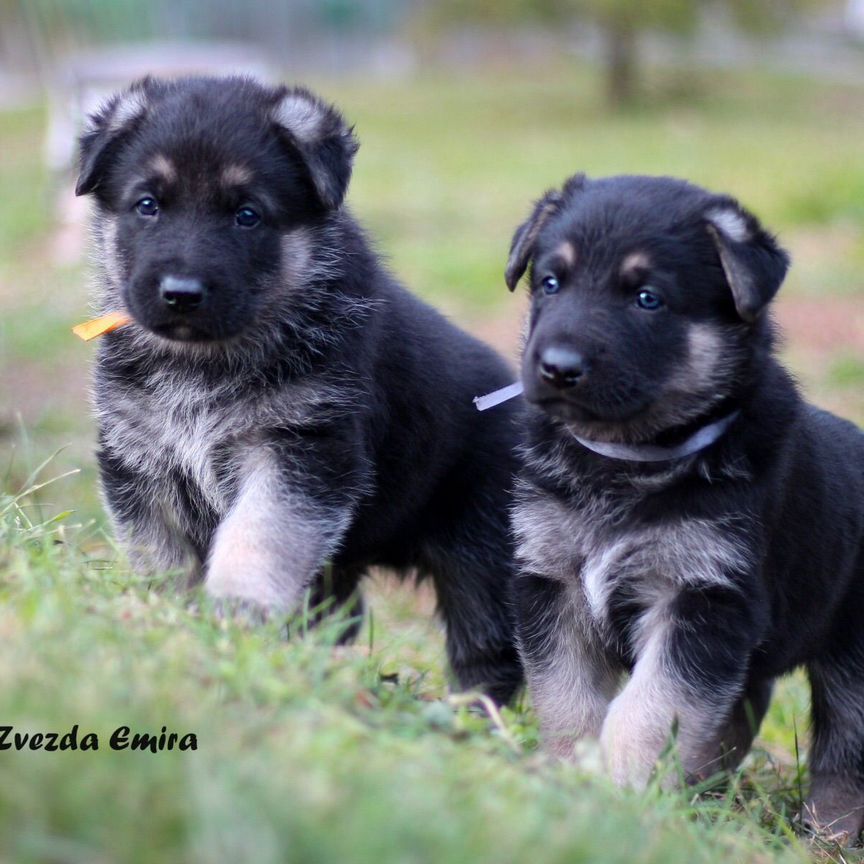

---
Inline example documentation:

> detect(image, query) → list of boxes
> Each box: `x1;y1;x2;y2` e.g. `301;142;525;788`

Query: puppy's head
506;174;789;442
76;76;358;345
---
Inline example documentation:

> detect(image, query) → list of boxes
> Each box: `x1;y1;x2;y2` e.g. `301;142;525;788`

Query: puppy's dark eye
636;288;664;310
235;207;261;228
136;197;159;217
541;275;560;295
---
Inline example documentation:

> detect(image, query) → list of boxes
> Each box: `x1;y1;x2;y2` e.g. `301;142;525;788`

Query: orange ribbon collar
72;312;132;341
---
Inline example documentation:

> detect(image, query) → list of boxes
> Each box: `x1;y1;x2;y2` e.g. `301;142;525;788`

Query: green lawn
1;60;863;863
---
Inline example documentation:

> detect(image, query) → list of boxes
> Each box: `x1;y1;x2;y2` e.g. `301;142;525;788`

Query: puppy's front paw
600;692;677;790
208;595;273;627
600;706;653;789
205;539;286;610
544;731;580;761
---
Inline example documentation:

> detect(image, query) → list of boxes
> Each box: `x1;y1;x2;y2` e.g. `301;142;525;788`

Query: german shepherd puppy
505;173;864;840
75;76;523;704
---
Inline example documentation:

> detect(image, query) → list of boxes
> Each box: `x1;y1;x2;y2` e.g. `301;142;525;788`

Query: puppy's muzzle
539;345;587;390
160;275;205;313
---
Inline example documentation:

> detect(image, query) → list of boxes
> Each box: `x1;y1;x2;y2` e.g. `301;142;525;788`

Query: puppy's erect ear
76;79;151;197
505;173;586;291
705;198;790;322
272;87;359;211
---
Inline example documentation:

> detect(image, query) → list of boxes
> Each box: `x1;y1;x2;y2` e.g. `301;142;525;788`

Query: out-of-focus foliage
422;0;835;105
423;0;564;25
564;0;701;34
427;0;826;32
725;0;820;35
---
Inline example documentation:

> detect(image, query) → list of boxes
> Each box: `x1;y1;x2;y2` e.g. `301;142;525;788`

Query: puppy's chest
513;489;749;623
99;384;250;511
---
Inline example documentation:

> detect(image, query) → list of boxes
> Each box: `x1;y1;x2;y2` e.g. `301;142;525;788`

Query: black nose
539;346;586;389
160;276;204;312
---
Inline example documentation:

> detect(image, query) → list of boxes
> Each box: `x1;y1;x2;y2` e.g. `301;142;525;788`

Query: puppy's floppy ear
271;87;359;211
705;198;790;322
76;78;151;197
505;173;586;291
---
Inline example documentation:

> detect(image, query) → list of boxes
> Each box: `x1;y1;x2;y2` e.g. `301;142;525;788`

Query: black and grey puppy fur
506;173;864;841
76;75;523;704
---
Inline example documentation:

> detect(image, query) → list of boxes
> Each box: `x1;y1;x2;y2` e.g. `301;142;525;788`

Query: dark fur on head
507;173;788;444
77;76;524;705
507;173;864;843
77;77;357;207
76;77;363;358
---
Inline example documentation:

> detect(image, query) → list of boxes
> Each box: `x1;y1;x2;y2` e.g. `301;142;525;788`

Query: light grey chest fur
512;489;751;624
99;381;246;515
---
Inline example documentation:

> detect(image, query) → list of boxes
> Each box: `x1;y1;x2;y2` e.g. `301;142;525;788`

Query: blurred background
1;0;863;520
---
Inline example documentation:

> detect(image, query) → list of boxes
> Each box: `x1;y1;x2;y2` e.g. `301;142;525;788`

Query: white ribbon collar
474;381;739;463
570;411;741;463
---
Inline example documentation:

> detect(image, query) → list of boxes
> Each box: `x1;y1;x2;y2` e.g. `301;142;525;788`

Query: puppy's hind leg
432;562;524;706
305;565;366;644
805;655;864;845
422;526;523;706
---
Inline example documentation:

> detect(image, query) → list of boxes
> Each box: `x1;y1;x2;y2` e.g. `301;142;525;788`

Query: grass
0;106;51;277
0;469;815;864
1;58;863;862
333;67;864;309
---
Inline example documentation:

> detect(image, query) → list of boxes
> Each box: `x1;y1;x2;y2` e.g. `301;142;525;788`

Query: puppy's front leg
98;444;203;576
600;587;756;788
514;574;620;759
205;449;353;613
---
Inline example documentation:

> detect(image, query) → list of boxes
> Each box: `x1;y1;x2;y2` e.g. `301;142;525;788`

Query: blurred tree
572;0;701;106
424;0;822;107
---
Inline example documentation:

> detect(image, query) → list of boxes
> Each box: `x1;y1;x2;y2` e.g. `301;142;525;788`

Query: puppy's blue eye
136;197;159;217
541;275;560;295
636;289;664;310
235;207;261;228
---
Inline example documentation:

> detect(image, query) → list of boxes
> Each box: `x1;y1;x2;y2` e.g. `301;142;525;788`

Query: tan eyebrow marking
221;163;253;188
555;241;577;267
148;154;177;184
620;252;652;277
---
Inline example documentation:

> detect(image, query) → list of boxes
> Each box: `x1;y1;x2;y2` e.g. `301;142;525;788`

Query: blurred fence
1;0;418;179
5;0;412;73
